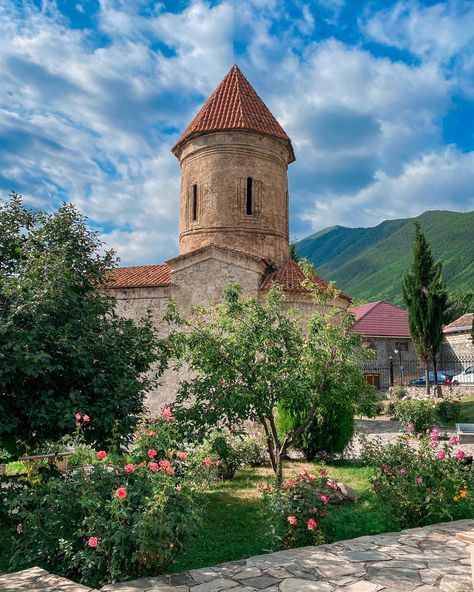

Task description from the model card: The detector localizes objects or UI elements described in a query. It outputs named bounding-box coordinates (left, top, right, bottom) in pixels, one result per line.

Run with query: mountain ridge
left=296, top=210, right=474, bottom=305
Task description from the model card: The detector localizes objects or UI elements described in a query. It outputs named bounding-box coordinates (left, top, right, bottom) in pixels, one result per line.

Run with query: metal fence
left=358, top=356, right=474, bottom=389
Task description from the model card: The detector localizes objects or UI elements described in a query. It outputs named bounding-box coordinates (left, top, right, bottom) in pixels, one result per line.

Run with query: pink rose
left=147, top=449, right=157, bottom=458
left=320, top=469, right=328, bottom=477
left=399, top=468, right=407, bottom=475
left=449, top=436, right=460, bottom=446
left=287, top=516, right=298, bottom=526
left=169, top=543, right=174, bottom=548
left=82, top=415, right=90, bottom=422
left=115, top=487, right=127, bottom=499
left=124, top=463, right=135, bottom=473
left=147, top=430, right=157, bottom=437
left=437, top=451, right=446, bottom=460
left=456, top=450, right=465, bottom=460
left=407, top=423, right=414, bottom=430
left=416, top=476, right=423, bottom=484
left=307, top=518, right=318, bottom=530
left=430, top=440, right=439, bottom=448
left=148, top=461, right=159, bottom=472
left=176, top=451, right=187, bottom=460
left=159, top=459, right=171, bottom=470
left=87, top=536, right=98, bottom=548
left=75, top=412, right=81, bottom=420
left=96, top=450, right=107, bottom=460
left=162, top=407, right=175, bottom=422
left=203, top=458, right=213, bottom=466
left=319, top=494, right=330, bottom=505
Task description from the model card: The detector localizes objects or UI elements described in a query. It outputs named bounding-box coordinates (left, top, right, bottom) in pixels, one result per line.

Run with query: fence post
left=389, top=357, right=394, bottom=387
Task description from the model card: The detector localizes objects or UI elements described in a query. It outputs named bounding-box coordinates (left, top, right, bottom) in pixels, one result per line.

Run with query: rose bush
left=260, top=469, right=334, bottom=549
left=3, top=444, right=214, bottom=588
left=394, top=399, right=436, bottom=434
left=361, top=430, right=474, bottom=528
left=436, top=398, right=461, bottom=424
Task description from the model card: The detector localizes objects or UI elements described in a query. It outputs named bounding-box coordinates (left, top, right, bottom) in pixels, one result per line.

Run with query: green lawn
left=457, top=393, right=474, bottom=424
left=171, top=459, right=391, bottom=573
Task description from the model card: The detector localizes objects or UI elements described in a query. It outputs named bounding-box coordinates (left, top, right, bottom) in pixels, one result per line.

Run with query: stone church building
left=108, top=65, right=350, bottom=413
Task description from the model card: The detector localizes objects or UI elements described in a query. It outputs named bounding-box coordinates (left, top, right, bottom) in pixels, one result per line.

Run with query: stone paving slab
left=2, top=519, right=473, bottom=592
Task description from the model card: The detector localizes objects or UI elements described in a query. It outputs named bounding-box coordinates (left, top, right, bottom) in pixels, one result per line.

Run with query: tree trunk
left=425, top=362, right=431, bottom=396
left=433, top=355, right=441, bottom=397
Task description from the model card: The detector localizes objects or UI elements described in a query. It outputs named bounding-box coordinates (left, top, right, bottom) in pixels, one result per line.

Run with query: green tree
left=444, top=290, right=474, bottom=324
left=165, top=280, right=364, bottom=483
left=0, top=193, right=165, bottom=455
left=402, top=223, right=448, bottom=396
left=289, top=240, right=300, bottom=262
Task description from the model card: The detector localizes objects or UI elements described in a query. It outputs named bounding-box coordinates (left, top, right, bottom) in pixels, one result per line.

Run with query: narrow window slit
left=192, top=184, right=198, bottom=221
left=246, top=177, right=253, bottom=215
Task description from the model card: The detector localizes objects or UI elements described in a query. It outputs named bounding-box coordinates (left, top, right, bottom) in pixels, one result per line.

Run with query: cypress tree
left=289, top=240, right=300, bottom=262
left=403, top=222, right=448, bottom=396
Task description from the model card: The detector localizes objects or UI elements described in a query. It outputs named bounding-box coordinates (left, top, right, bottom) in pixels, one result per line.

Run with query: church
left=108, top=65, right=351, bottom=412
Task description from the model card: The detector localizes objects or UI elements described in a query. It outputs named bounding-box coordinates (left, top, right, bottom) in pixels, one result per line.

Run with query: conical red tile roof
left=172, top=65, right=295, bottom=161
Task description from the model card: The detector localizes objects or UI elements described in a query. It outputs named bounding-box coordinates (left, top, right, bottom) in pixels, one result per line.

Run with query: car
left=409, top=371, right=455, bottom=387
left=452, top=365, right=474, bottom=386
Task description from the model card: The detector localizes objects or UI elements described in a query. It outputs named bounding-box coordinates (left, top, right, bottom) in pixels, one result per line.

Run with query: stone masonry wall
left=178, top=131, right=292, bottom=264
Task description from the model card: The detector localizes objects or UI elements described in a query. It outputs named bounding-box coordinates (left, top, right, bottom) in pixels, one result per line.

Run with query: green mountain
left=296, top=210, right=474, bottom=305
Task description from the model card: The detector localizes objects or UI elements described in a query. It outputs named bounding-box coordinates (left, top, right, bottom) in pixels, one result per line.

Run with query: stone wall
left=177, top=131, right=292, bottom=264
left=442, top=332, right=474, bottom=359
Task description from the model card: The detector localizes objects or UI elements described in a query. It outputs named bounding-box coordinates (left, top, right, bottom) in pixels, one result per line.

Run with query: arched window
left=246, top=177, right=253, bottom=215
left=192, top=184, right=198, bottom=221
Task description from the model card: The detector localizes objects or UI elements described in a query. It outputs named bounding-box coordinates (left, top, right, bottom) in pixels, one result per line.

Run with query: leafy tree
left=471, top=317, right=474, bottom=346
left=444, top=290, right=474, bottom=324
left=402, top=223, right=448, bottom=395
left=165, top=280, right=364, bottom=483
left=0, top=193, right=164, bottom=455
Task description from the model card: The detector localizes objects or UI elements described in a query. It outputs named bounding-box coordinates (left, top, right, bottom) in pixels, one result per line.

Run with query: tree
left=444, top=290, right=474, bottom=324
left=289, top=240, right=300, bottom=262
left=0, top=193, right=165, bottom=455
left=165, top=280, right=364, bottom=484
left=402, top=223, right=448, bottom=396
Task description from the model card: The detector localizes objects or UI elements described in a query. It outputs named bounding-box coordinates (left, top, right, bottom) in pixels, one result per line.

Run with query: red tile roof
left=107, top=264, right=171, bottom=288
left=349, top=301, right=410, bottom=337
left=172, top=64, right=295, bottom=161
left=444, top=313, right=474, bottom=333
left=259, top=260, right=351, bottom=301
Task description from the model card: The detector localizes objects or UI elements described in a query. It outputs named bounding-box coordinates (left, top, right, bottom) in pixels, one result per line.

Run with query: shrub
left=394, top=399, right=435, bottom=434
left=354, top=386, right=380, bottom=418
left=436, top=399, right=461, bottom=424
left=131, top=408, right=181, bottom=463
left=260, top=469, right=334, bottom=549
left=361, top=432, right=474, bottom=528
left=3, top=449, right=212, bottom=587
left=277, top=398, right=355, bottom=460
left=391, top=386, right=408, bottom=400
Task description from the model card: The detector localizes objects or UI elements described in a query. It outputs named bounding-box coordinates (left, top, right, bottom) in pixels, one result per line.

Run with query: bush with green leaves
left=391, top=386, right=408, bottom=400
left=3, top=448, right=213, bottom=588
left=260, top=469, right=334, bottom=549
left=394, top=399, right=436, bottom=434
left=436, top=398, right=461, bottom=424
left=361, top=432, right=474, bottom=528
left=0, top=194, right=165, bottom=455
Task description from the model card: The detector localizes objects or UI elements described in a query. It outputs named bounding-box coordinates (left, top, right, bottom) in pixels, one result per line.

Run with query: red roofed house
left=349, top=301, right=417, bottom=388
left=107, top=65, right=350, bottom=412
left=442, top=313, right=474, bottom=359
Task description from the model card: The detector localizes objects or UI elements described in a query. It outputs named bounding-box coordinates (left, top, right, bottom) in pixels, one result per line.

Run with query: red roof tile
left=349, top=301, right=410, bottom=337
left=107, top=264, right=171, bottom=288
left=172, top=64, right=295, bottom=161
left=259, top=260, right=351, bottom=301
left=444, top=313, right=474, bottom=333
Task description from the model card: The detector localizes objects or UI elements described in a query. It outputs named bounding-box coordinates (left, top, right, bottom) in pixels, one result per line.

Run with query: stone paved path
left=5, top=519, right=471, bottom=592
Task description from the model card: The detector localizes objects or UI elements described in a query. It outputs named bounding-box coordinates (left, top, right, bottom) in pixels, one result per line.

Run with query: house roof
left=107, top=264, right=171, bottom=289
left=349, top=300, right=410, bottom=338
left=172, top=64, right=295, bottom=161
left=259, top=259, right=351, bottom=301
left=444, top=313, right=474, bottom=334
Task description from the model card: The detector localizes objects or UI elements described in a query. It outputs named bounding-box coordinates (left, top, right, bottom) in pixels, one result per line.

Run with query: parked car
left=452, top=366, right=474, bottom=386
left=409, top=371, right=455, bottom=387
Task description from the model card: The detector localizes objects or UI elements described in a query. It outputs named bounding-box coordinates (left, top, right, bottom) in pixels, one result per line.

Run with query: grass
left=457, top=393, right=474, bottom=424
left=171, top=459, right=391, bottom=573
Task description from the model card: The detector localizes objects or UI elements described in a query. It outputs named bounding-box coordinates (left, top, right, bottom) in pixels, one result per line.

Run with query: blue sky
left=1, top=0, right=473, bottom=265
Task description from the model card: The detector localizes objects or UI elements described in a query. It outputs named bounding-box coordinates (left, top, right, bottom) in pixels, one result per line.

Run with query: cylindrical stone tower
left=172, top=65, right=295, bottom=264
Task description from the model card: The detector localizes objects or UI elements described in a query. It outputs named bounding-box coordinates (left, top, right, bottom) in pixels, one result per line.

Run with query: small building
left=442, top=313, right=474, bottom=359
left=349, top=301, right=417, bottom=388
